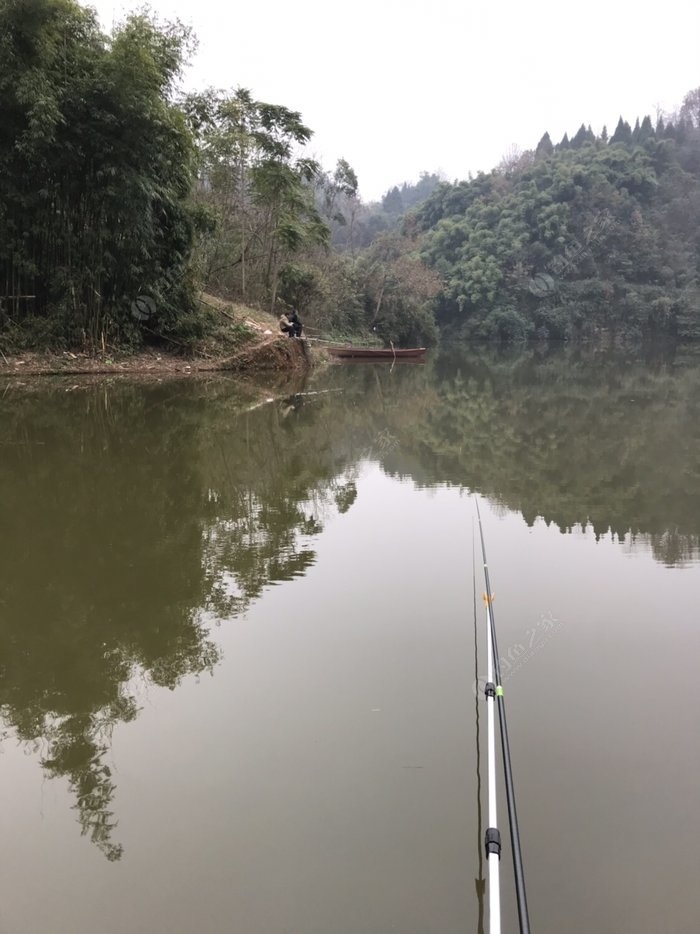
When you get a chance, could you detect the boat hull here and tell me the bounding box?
[326,346,427,360]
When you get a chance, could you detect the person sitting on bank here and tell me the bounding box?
[287,308,303,338]
[279,311,294,337]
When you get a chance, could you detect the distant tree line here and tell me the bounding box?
[320,171,443,251]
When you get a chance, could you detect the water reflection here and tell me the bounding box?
[315,345,700,565]
[0,379,359,858]
[1,344,699,860]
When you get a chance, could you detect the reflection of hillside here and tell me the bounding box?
[326,346,700,566]
[0,380,356,859]
[471,348,700,566]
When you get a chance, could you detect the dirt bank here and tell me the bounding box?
[0,294,314,378]
[0,336,310,378]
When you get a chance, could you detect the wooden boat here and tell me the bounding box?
[326,346,427,360]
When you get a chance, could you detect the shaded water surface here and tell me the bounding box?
[1,347,699,933]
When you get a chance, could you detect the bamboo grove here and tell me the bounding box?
[0,0,200,347]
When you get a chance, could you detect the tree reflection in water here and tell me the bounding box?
[1,345,699,857]
[0,380,357,858]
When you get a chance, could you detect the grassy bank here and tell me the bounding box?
[0,295,313,377]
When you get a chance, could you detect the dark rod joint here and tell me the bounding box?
[485,827,502,859]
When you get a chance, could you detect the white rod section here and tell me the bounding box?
[486,598,501,934]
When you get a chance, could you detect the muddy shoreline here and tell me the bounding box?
[0,334,317,380]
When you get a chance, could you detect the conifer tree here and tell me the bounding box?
[571,123,588,148]
[382,186,404,214]
[639,115,654,142]
[535,131,553,157]
[611,117,632,144]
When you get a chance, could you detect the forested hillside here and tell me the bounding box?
[416,104,700,341]
[1,0,698,352]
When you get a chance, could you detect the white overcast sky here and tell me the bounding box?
[86,0,699,201]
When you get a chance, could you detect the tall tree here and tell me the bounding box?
[321,157,358,225]
[680,87,700,128]
[535,132,554,157]
[571,123,594,148]
[638,115,655,142]
[186,88,329,305]
[382,186,404,214]
[334,158,360,253]
[611,116,633,144]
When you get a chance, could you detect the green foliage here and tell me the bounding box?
[0,0,199,348]
[337,231,441,345]
[277,263,320,311]
[186,87,329,311]
[281,229,441,346]
[3,8,697,355]
[416,94,700,342]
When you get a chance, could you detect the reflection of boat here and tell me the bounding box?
[326,346,427,360]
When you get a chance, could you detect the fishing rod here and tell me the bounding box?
[481,523,501,934]
[473,525,486,934]
[475,497,531,934]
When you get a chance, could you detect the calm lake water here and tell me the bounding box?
[1,346,700,934]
